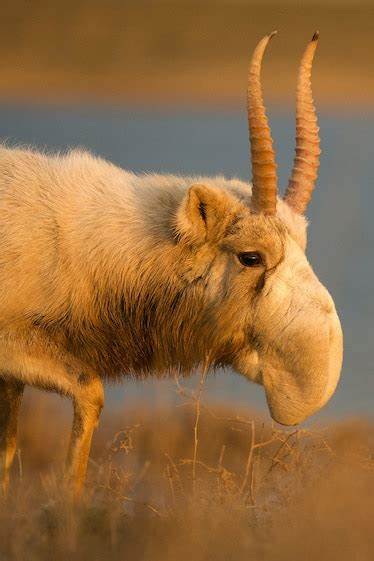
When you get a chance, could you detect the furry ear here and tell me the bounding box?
[175,183,232,245]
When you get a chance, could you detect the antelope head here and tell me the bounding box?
[225,31,343,425]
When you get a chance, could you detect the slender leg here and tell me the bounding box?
[0,378,24,496]
[65,376,104,499]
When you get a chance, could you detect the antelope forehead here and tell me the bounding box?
[227,212,287,248]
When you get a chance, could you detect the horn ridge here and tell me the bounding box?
[284,32,321,214]
[247,32,278,215]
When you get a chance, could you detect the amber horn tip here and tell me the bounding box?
[312,30,320,42]
[268,30,278,40]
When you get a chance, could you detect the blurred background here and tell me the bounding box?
[2,0,374,107]
[1,0,373,423]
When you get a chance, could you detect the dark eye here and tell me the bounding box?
[237,251,264,268]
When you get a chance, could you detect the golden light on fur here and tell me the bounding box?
[0,33,342,498]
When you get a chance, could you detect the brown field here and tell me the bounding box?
[1,375,373,561]
[1,1,374,108]
[0,3,372,560]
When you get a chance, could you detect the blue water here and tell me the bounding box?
[1,102,373,420]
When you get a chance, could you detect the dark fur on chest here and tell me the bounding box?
[31,283,227,380]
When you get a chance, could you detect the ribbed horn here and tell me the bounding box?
[284,31,321,214]
[248,31,278,215]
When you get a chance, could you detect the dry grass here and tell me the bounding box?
[1,373,373,561]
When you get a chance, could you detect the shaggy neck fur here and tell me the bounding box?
[0,148,254,379]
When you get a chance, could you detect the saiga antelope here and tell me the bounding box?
[0,32,343,497]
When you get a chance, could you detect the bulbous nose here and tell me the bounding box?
[262,303,343,426]
[317,306,343,409]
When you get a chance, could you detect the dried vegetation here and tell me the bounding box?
[1,374,374,561]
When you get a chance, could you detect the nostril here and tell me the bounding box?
[320,291,334,314]
[312,297,333,314]
[324,301,334,314]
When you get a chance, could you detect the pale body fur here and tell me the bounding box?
[0,32,343,498]
[0,146,342,496]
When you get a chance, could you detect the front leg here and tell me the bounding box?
[65,375,104,499]
[0,378,24,496]
[0,328,104,499]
